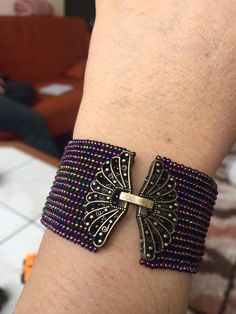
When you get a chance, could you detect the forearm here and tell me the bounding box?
[76,0,236,177]
[15,1,236,313]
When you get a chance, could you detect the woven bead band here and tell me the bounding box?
[41,139,218,273]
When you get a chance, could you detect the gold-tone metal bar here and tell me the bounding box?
[119,191,154,209]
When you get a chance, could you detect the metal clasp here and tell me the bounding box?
[119,191,154,209]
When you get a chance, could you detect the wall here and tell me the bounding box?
[0,0,65,16]
[48,0,64,16]
[0,0,15,15]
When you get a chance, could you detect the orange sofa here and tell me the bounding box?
[0,16,90,139]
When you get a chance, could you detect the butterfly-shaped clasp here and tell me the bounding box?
[84,151,179,261]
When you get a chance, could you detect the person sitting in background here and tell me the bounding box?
[0,77,59,157]
[14,0,53,16]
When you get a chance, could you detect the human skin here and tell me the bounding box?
[15,1,236,313]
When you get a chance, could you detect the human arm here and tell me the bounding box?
[15,1,236,313]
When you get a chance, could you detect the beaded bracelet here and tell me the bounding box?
[41,139,218,273]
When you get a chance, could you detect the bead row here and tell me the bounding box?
[41,139,218,273]
[42,140,126,255]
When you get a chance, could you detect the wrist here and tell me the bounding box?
[75,1,236,177]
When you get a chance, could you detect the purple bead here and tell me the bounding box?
[41,139,217,274]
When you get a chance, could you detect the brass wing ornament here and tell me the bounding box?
[136,156,179,260]
[84,151,134,247]
[84,153,179,260]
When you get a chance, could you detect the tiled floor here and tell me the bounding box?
[0,146,56,314]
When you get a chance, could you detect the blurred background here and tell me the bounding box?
[0,1,235,313]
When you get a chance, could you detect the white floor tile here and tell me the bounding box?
[0,147,32,174]
[0,224,44,314]
[0,159,56,219]
[0,203,28,243]
[35,215,45,230]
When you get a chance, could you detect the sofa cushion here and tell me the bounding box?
[0,16,89,82]
[0,16,90,141]
[34,77,84,136]
[65,59,87,80]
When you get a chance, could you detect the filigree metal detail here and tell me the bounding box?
[84,153,179,260]
[137,156,179,261]
[84,151,134,247]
